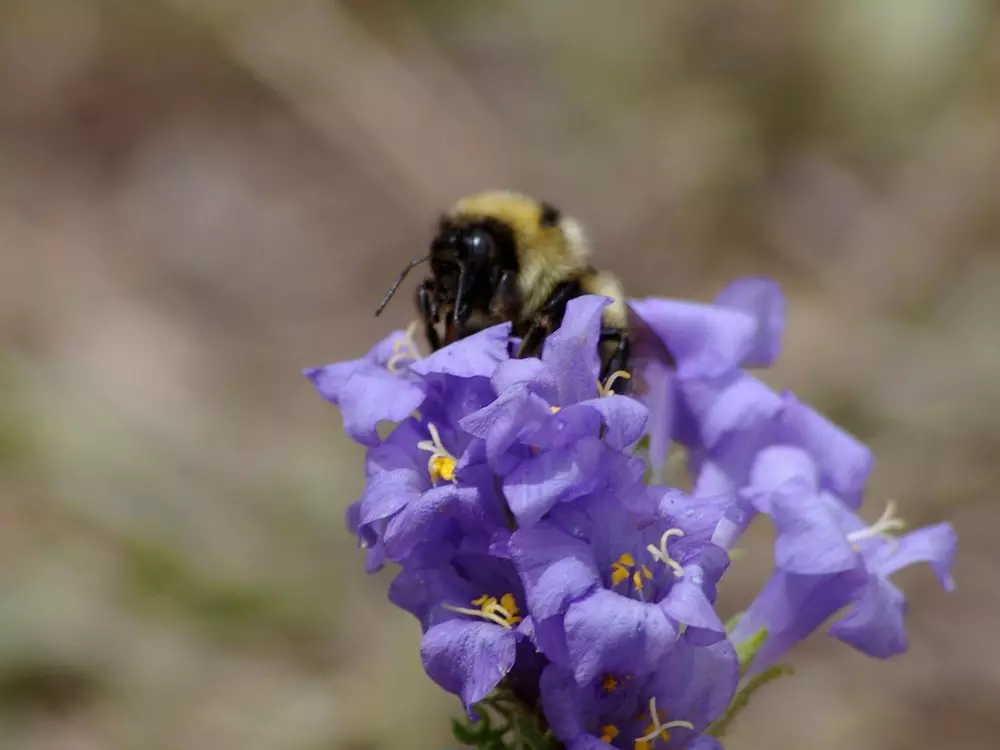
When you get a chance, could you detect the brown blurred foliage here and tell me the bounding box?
[1,1,998,748]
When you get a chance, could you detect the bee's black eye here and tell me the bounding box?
[462,228,493,260]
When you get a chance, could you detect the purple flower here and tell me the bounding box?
[540,632,738,750]
[389,553,538,711]
[731,445,957,671]
[353,414,510,568]
[687,385,874,550]
[460,296,649,526]
[509,488,730,686]
[305,325,510,446]
[628,277,785,473]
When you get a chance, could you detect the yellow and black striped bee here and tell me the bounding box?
[376,191,669,392]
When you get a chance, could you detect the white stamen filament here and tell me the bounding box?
[598,370,631,397]
[386,322,423,373]
[446,599,518,629]
[441,603,514,629]
[647,529,685,578]
[635,697,695,743]
[846,500,906,547]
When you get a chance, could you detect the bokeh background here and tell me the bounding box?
[1,1,998,748]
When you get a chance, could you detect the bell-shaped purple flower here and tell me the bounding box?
[540,631,738,750]
[509,488,730,686]
[354,413,509,568]
[628,277,786,473]
[460,296,649,527]
[305,324,511,446]
[389,553,538,712]
[731,444,957,671]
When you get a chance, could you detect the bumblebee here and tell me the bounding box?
[376,191,653,390]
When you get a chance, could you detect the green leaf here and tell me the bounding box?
[452,691,558,750]
[707,664,793,739]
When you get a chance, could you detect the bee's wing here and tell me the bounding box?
[626,303,677,478]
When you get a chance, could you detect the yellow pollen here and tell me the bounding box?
[550,405,561,413]
[600,725,620,744]
[598,370,632,397]
[416,423,458,485]
[430,455,456,483]
[445,592,523,629]
[602,674,620,693]
[612,553,648,590]
[611,563,630,587]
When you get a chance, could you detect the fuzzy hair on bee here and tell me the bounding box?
[375,190,658,392]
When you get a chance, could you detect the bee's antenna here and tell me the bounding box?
[375,256,429,316]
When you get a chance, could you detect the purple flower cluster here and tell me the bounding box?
[305,279,956,750]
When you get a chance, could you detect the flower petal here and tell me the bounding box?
[714,277,785,369]
[421,619,517,710]
[564,589,677,685]
[542,295,607,404]
[358,442,426,526]
[660,576,725,637]
[746,445,819,513]
[651,633,739,730]
[382,478,504,564]
[628,298,757,379]
[731,567,866,674]
[539,664,586,743]
[492,357,560,403]
[503,438,605,527]
[409,324,511,379]
[305,362,425,446]
[778,393,873,508]
[770,486,858,576]
[509,524,603,621]
[460,385,550,467]
[576,395,648,450]
[871,522,958,591]
[829,574,908,658]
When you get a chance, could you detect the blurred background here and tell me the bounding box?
[1,1,998,748]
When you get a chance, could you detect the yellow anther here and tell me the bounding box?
[602,674,620,693]
[611,562,631,587]
[646,529,685,578]
[444,592,523,629]
[598,370,632,397]
[429,455,455,482]
[632,569,644,590]
[416,423,458,485]
[600,725,620,744]
[619,553,636,567]
[847,499,906,550]
[386,322,423,373]
[641,565,653,580]
[550,405,561,414]
[499,593,520,620]
[633,698,694,750]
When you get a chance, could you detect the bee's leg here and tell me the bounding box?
[515,320,550,358]
[599,327,632,394]
[415,278,442,351]
[489,270,523,321]
[514,280,583,358]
